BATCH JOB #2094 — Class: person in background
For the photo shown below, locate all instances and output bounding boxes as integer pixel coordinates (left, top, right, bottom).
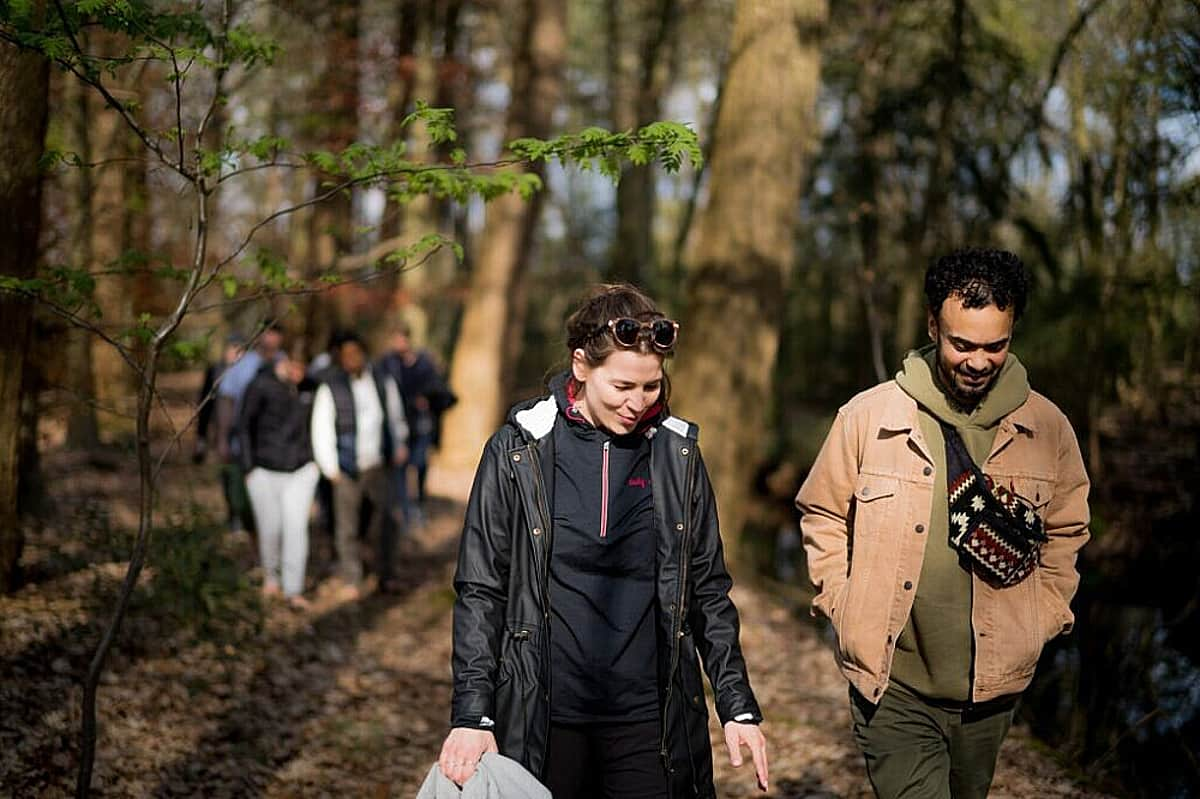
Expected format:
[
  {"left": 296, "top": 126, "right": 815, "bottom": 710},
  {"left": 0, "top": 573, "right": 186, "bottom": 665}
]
[
  {"left": 376, "top": 321, "right": 456, "bottom": 528},
  {"left": 795, "top": 249, "right": 1090, "bottom": 799},
  {"left": 306, "top": 332, "right": 340, "bottom": 549},
  {"left": 310, "top": 331, "right": 408, "bottom": 599},
  {"left": 195, "top": 332, "right": 244, "bottom": 464},
  {"left": 438, "top": 284, "right": 768, "bottom": 798},
  {"left": 236, "top": 354, "right": 319, "bottom": 610},
  {"left": 214, "top": 321, "right": 285, "bottom": 535}
]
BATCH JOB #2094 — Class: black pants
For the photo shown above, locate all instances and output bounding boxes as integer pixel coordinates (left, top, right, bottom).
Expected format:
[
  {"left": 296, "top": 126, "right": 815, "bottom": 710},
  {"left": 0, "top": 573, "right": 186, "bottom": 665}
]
[{"left": 543, "top": 720, "right": 668, "bottom": 799}]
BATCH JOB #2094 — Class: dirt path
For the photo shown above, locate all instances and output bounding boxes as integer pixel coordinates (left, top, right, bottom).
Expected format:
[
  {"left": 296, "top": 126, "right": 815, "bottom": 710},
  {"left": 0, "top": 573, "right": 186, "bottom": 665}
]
[{"left": 1, "top": 396, "right": 1110, "bottom": 797}]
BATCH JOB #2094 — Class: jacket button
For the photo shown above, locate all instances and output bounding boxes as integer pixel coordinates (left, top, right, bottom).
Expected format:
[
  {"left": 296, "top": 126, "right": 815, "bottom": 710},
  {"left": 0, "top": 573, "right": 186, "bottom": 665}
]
[
  {"left": 915, "top": 524, "right": 925, "bottom": 533},
  {"left": 532, "top": 527, "right": 541, "bottom": 536},
  {"left": 675, "top": 522, "right": 684, "bottom": 531},
  {"left": 923, "top": 466, "right": 932, "bottom": 476},
  {"left": 512, "top": 453, "right": 521, "bottom": 462},
  {"left": 680, "top": 447, "right": 689, "bottom": 456},
  {"left": 903, "top": 580, "right": 913, "bottom": 590},
  {"left": 692, "top": 694, "right": 701, "bottom": 705},
  {"left": 861, "top": 486, "right": 870, "bottom": 496},
  {"left": 668, "top": 603, "right": 676, "bottom": 612}
]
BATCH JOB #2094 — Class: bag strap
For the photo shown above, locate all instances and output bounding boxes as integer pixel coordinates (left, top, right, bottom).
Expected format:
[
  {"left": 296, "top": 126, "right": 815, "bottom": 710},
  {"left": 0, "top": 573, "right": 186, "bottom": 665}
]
[{"left": 939, "top": 421, "right": 979, "bottom": 482}]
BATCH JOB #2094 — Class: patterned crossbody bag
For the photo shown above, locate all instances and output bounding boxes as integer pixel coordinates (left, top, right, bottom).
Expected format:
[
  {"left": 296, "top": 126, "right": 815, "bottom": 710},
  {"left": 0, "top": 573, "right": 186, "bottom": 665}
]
[{"left": 941, "top": 422, "right": 1048, "bottom": 588}]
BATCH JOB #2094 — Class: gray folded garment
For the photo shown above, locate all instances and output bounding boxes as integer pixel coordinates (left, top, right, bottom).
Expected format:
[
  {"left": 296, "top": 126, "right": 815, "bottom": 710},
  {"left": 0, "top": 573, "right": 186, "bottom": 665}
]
[{"left": 416, "top": 753, "right": 551, "bottom": 799}]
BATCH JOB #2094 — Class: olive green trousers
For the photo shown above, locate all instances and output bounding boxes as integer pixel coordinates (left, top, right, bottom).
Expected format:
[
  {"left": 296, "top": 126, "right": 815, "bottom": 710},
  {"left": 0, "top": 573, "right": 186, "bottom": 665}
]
[{"left": 850, "top": 682, "right": 1016, "bottom": 799}]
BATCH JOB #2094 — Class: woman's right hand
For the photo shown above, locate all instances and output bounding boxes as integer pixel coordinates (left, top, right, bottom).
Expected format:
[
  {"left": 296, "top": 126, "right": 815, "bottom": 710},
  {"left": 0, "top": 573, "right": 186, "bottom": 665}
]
[{"left": 438, "top": 727, "right": 498, "bottom": 785}]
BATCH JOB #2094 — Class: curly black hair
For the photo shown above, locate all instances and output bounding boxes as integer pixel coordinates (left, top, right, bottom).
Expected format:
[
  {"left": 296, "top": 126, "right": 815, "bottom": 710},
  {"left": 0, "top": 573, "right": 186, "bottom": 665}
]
[{"left": 924, "top": 248, "right": 1029, "bottom": 321}]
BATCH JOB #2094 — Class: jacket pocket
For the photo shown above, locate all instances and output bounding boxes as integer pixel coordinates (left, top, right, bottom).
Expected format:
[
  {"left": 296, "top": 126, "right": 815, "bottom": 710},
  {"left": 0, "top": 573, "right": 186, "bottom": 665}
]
[
  {"left": 837, "top": 474, "right": 898, "bottom": 671},
  {"left": 982, "top": 575, "right": 1042, "bottom": 678},
  {"left": 1009, "top": 476, "right": 1053, "bottom": 520},
  {"left": 850, "top": 473, "right": 900, "bottom": 537},
  {"left": 494, "top": 626, "right": 537, "bottom": 752},
  {"left": 1033, "top": 571, "right": 1072, "bottom": 645}
]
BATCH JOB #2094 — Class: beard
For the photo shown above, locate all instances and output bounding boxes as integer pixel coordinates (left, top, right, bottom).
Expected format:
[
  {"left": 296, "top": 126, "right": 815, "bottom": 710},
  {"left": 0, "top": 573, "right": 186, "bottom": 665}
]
[{"left": 936, "top": 360, "right": 998, "bottom": 409}]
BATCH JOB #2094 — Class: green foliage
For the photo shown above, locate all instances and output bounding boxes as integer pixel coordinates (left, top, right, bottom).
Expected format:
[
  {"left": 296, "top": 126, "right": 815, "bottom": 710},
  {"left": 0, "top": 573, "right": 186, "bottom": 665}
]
[
  {"left": 383, "top": 233, "right": 463, "bottom": 266},
  {"left": 136, "top": 510, "right": 262, "bottom": 638},
  {"left": 162, "top": 331, "right": 210, "bottom": 369},
  {"left": 509, "top": 120, "right": 703, "bottom": 178},
  {"left": 2, "top": 0, "right": 702, "bottom": 347}
]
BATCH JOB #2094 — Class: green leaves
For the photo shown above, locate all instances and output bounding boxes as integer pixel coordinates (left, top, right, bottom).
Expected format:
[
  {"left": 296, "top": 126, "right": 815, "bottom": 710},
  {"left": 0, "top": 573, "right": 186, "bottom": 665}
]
[
  {"left": 401, "top": 101, "right": 458, "bottom": 144},
  {"left": 382, "top": 233, "right": 463, "bottom": 267},
  {"left": 508, "top": 121, "right": 702, "bottom": 178}
]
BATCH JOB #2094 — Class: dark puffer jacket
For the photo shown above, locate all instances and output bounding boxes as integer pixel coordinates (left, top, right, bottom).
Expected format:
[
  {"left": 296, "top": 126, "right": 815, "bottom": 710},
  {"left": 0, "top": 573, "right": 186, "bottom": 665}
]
[
  {"left": 236, "top": 363, "right": 314, "bottom": 473},
  {"left": 450, "top": 392, "right": 762, "bottom": 798}
]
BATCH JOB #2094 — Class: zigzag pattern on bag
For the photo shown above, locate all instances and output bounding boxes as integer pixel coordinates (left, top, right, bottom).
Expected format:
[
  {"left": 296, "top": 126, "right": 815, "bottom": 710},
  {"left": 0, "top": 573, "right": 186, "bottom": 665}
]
[{"left": 946, "top": 459, "right": 1047, "bottom": 588}]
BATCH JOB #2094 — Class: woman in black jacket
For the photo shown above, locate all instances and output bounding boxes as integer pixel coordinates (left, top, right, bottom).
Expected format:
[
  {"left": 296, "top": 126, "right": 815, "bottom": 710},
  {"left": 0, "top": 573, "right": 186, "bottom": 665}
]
[
  {"left": 236, "top": 355, "right": 319, "bottom": 609},
  {"left": 438, "top": 285, "right": 768, "bottom": 798}
]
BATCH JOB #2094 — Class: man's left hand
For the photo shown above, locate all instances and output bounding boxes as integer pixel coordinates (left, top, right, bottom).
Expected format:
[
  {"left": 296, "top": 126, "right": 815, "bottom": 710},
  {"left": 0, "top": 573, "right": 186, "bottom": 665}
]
[
  {"left": 723, "top": 720, "right": 768, "bottom": 792},
  {"left": 393, "top": 445, "right": 409, "bottom": 466}
]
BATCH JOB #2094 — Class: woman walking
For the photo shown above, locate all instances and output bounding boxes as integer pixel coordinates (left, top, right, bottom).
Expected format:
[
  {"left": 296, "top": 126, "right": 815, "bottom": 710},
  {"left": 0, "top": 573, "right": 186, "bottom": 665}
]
[
  {"left": 438, "top": 285, "right": 768, "bottom": 797},
  {"left": 237, "top": 354, "right": 320, "bottom": 610}
]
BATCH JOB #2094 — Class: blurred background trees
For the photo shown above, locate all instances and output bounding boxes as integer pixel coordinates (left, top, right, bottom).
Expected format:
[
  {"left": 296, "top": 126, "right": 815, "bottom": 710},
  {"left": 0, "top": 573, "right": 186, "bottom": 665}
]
[{"left": 2, "top": 0, "right": 1198, "bottom": 795}]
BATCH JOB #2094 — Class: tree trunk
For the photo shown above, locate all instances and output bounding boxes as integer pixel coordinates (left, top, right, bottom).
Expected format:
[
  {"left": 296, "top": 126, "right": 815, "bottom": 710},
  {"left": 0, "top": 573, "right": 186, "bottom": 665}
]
[
  {"left": 0, "top": 9, "right": 51, "bottom": 593},
  {"left": 437, "top": 0, "right": 566, "bottom": 474},
  {"left": 66, "top": 75, "right": 100, "bottom": 449},
  {"left": 303, "top": 0, "right": 361, "bottom": 344},
  {"left": 670, "top": 0, "right": 827, "bottom": 559},
  {"left": 608, "top": 0, "right": 680, "bottom": 287},
  {"left": 88, "top": 74, "right": 144, "bottom": 426},
  {"left": 895, "top": 0, "right": 965, "bottom": 361}
]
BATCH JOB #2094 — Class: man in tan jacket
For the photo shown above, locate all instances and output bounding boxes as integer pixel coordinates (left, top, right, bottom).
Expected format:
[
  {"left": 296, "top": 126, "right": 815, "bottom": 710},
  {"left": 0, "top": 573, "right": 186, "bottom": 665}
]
[{"left": 795, "top": 249, "right": 1090, "bottom": 799}]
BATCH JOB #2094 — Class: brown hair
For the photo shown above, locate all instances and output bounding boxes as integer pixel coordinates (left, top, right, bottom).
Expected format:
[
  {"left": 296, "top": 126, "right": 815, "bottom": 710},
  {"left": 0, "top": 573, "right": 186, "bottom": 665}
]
[{"left": 563, "top": 283, "right": 673, "bottom": 399}]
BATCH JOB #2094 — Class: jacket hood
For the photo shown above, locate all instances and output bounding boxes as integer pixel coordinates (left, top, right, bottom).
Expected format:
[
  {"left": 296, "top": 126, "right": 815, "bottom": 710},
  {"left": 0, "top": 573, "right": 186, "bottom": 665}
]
[{"left": 896, "top": 344, "right": 1029, "bottom": 429}]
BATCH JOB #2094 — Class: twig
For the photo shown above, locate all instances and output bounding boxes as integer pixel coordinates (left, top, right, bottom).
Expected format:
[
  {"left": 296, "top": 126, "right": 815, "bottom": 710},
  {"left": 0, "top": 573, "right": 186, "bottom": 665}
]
[{"left": 49, "top": 0, "right": 192, "bottom": 180}]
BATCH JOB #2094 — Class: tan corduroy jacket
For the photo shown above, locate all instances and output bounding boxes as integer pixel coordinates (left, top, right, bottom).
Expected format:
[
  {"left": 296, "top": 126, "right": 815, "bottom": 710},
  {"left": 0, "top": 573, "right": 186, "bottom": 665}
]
[{"left": 795, "top": 380, "right": 1090, "bottom": 704}]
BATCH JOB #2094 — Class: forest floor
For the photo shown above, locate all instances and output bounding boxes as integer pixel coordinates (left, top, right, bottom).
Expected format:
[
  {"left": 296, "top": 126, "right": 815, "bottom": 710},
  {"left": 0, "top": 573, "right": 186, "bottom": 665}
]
[{"left": 1, "top": 374, "right": 1115, "bottom": 798}]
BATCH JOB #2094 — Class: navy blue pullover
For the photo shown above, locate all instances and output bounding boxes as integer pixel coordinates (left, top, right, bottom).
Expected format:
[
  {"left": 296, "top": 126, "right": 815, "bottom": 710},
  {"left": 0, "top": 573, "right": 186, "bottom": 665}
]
[{"left": 547, "top": 374, "right": 662, "bottom": 723}]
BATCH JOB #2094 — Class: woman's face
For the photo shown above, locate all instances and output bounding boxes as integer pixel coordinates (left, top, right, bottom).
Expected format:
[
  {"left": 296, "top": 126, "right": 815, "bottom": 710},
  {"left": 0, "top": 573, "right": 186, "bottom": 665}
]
[{"left": 572, "top": 348, "right": 664, "bottom": 435}]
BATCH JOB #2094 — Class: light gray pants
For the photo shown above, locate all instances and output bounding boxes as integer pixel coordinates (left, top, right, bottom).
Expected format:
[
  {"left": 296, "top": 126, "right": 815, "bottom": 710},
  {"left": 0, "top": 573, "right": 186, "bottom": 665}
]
[{"left": 245, "top": 462, "right": 319, "bottom": 597}]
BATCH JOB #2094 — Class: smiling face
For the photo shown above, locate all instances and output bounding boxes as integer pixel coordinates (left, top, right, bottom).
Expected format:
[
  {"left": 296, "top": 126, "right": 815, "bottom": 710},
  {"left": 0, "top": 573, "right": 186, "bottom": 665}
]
[
  {"left": 571, "top": 348, "right": 664, "bottom": 435},
  {"left": 928, "top": 294, "right": 1015, "bottom": 409}
]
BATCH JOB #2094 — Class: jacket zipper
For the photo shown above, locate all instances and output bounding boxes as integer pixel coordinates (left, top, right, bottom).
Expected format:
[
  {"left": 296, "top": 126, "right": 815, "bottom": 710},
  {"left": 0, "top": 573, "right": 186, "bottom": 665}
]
[
  {"left": 525, "top": 443, "right": 555, "bottom": 768},
  {"left": 599, "top": 440, "right": 610, "bottom": 538},
  {"left": 661, "top": 442, "right": 697, "bottom": 768}
]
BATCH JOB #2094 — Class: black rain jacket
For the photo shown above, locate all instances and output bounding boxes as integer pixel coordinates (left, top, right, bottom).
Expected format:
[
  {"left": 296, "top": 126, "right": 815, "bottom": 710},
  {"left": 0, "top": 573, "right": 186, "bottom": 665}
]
[
  {"left": 236, "top": 363, "right": 314, "bottom": 473},
  {"left": 450, "top": 392, "right": 762, "bottom": 798}
]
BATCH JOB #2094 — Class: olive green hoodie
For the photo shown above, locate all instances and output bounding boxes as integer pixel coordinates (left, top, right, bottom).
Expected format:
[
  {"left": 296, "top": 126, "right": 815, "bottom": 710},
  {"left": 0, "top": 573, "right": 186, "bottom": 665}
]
[{"left": 890, "top": 345, "right": 1030, "bottom": 702}]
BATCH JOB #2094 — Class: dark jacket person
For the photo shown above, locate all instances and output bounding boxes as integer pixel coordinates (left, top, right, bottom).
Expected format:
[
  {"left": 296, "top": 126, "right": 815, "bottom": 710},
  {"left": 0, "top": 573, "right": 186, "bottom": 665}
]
[{"left": 438, "top": 285, "right": 768, "bottom": 799}]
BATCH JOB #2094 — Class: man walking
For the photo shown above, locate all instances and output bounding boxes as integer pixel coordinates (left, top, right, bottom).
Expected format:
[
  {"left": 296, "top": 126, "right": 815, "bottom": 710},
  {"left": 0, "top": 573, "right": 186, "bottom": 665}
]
[
  {"left": 795, "top": 249, "right": 1090, "bottom": 798},
  {"left": 376, "top": 321, "right": 455, "bottom": 528},
  {"left": 311, "top": 331, "right": 408, "bottom": 598}
]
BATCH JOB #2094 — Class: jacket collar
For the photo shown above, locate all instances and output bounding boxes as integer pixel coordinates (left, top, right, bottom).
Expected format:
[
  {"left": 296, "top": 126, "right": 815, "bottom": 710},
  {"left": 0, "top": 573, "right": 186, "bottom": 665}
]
[
  {"left": 875, "top": 382, "right": 1038, "bottom": 467},
  {"left": 878, "top": 382, "right": 1038, "bottom": 433},
  {"left": 879, "top": 391, "right": 919, "bottom": 434}
]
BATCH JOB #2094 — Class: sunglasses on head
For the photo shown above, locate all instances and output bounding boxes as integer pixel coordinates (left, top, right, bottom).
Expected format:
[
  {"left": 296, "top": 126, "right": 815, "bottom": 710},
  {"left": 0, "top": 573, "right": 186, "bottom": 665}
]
[{"left": 595, "top": 317, "right": 680, "bottom": 351}]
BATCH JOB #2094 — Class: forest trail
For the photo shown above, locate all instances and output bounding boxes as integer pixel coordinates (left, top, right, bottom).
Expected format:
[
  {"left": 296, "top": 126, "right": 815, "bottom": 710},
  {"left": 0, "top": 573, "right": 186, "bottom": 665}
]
[{"left": 0, "top": 376, "right": 1112, "bottom": 798}]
